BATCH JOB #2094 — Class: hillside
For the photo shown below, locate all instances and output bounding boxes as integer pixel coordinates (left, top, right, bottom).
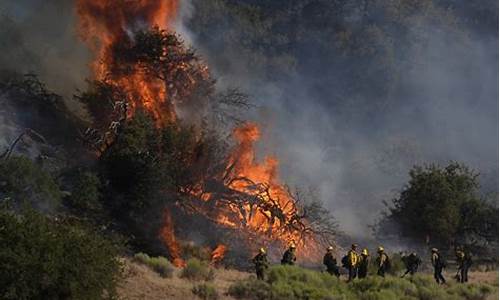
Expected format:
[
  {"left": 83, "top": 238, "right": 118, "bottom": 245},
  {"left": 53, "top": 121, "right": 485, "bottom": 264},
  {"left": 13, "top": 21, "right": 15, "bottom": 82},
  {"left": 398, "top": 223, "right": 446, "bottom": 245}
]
[
  {"left": 118, "top": 257, "right": 498, "bottom": 300},
  {"left": 118, "top": 257, "right": 249, "bottom": 300}
]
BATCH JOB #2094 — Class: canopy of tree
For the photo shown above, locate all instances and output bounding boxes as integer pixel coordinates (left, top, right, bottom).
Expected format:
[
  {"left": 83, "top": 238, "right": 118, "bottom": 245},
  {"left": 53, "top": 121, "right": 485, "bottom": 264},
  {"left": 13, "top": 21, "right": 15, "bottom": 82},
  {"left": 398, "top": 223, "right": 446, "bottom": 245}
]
[{"left": 376, "top": 163, "right": 498, "bottom": 250}]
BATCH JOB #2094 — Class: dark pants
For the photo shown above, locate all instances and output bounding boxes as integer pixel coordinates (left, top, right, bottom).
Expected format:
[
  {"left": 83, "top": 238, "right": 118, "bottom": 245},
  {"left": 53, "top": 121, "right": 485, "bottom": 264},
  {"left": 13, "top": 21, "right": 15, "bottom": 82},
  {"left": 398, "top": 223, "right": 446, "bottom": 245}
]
[
  {"left": 358, "top": 266, "right": 368, "bottom": 278},
  {"left": 377, "top": 267, "right": 386, "bottom": 277},
  {"left": 402, "top": 266, "right": 417, "bottom": 277},
  {"left": 256, "top": 268, "right": 265, "bottom": 280},
  {"left": 459, "top": 267, "right": 469, "bottom": 283},
  {"left": 434, "top": 267, "right": 446, "bottom": 284},
  {"left": 348, "top": 267, "right": 357, "bottom": 282},
  {"left": 327, "top": 267, "right": 340, "bottom": 278}
]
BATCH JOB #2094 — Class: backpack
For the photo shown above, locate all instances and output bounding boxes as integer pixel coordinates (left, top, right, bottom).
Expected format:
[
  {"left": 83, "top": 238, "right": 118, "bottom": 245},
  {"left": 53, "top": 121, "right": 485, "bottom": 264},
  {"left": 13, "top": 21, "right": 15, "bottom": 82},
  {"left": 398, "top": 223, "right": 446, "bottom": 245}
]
[
  {"left": 437, "top": 254, "right": 446, "bottom": 268},
  {"left": 341, "top": 255, "right": 349, "bottom": 268},
  {"left": 384, "top": 254, "right": 391, "bottom": 270}
]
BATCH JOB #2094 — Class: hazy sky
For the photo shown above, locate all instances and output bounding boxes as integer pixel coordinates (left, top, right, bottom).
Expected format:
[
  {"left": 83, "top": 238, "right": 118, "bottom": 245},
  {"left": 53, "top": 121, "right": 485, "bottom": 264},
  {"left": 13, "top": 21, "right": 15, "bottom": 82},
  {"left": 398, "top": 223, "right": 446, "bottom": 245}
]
[{"left": 1, "top": 0, "right": 497, "bottom": 238}]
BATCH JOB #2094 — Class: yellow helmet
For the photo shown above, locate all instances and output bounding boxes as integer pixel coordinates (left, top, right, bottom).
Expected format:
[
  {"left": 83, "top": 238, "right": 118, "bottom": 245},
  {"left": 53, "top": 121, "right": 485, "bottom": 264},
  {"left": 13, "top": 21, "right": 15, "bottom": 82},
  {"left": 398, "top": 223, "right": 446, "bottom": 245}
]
[
  {"left": 377, "top": 246, "right": 384, "bottom": 253},
  {"left": 259, "top": 247, "right": 266, "bottom": 254},
  {"left": 290, "top": 243, "right": 296, "bottom": 249},
  {"left": 362, "top": 248, "right": 369, "bottom": 256}
]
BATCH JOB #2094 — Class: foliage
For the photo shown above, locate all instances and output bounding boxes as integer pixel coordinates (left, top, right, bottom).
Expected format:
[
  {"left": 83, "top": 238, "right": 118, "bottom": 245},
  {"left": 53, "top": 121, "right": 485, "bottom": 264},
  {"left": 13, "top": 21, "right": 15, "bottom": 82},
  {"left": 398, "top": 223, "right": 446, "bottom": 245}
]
[
  {"left": 192, "top": 283, "right": 219, "bottom": 300},
  {"left": 133, "top": 252, "right": 174, "bottom": 278},
  {"left": 0, "top": 155, "right": 61, "bottom": 210},
  {"left": 0, "top": 207, "right": 122, "bottom": 300},
  {"left": 0, "top": 73, "right": 82, "bottom": 148},
  {"left": 376, "top": 163, "right": 498, "bottom": 248},
  {"left": 228, "top": 265, "right": 495, "bottom": 300},
  {"left": 181, "top": 258, "right": 215, "bottom": 281},
  {"left": 98, "top": 110, "right": 226, "bottom": 251},
  {"left": 65, "top": 170, "right": 103, "bottom": 218}
]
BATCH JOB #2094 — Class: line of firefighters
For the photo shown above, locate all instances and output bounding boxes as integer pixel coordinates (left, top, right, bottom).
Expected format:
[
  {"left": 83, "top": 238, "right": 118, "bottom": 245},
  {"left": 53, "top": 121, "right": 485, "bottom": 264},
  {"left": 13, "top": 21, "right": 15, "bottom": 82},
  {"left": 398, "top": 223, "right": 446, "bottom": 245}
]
[{"left": 252, "top": 243, "right": 473, "bottom": 284}]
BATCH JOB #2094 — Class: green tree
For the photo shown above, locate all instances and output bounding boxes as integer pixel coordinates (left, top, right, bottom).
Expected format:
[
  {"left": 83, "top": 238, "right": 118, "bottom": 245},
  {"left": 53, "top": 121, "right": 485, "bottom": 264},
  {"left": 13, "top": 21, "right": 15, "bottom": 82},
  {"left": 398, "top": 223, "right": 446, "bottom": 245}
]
[
  {"left": 0, "top": 156, "right": 61, "bottom": 210},
  {"left": 65, "top": 170, "right": 103, "bottom": 219},
  {"left": 377, "top": 162, "right": 498, "bottom": 248},
  {"left": 0, "top": 207, "right": 122, "bottom": 300}
]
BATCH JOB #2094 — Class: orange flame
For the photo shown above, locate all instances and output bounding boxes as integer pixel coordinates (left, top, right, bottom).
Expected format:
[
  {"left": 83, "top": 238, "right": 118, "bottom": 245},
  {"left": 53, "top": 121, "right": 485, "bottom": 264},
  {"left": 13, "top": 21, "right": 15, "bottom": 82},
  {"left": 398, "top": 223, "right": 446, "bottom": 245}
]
[
  {"left": 76, "top": 1, "right": 323, "bottom": 264},
  {"left": 210, "top": 244, "right": 227, "bottom": 265},
  {"left": 158, "top": 210, "right": 185, "bottom": 267},
  {"left": 76, "top": 0, "right": 179, "bottom": 124},
  {"left": 215, "top": 123, "right": 318, "bottom": 258}
]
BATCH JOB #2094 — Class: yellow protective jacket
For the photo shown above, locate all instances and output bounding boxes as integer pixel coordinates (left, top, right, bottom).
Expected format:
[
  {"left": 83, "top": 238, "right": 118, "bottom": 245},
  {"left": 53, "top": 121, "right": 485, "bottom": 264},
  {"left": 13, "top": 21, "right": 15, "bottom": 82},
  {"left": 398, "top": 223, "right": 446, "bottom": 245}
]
[{"left": 348, "top": 250, "right": 358, "bottom": 267}]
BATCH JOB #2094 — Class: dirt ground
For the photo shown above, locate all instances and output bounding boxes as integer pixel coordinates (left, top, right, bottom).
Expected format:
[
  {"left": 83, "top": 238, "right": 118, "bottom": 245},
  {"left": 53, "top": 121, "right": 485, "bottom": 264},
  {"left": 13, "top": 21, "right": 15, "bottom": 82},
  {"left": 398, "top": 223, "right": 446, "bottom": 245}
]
[
  {"left": 117, "top": 258, "right": 250, "bottom": 300},
  {"left": 117, "top": 258, "right": 499, "bottom": 300}
]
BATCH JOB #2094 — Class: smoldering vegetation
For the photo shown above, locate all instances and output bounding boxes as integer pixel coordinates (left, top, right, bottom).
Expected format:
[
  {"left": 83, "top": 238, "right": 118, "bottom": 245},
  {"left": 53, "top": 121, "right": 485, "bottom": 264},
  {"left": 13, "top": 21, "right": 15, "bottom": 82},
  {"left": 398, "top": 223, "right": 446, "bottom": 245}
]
[
  {"left": 184, "top": 0, "right": 499, "bottom": 237},
  {"left": 1, "top": 0, "right": 498, "bottom": 239},
  {"left": 0, "top": 0, "right": 497, "bottom": 270}
]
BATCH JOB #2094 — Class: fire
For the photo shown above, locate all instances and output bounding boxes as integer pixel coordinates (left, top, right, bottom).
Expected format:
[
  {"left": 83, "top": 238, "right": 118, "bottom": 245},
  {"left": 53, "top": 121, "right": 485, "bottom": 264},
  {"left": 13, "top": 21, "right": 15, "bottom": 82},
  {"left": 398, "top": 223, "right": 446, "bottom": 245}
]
[
  {"left": 212, "top": 122, "right": 319, "bottom": 257},
  {"left": 158, "top": 210, "right": 185, "bottom": 267},
  {"left": 76, "top": 0, "right": 180, "bottom": 125},
  {"left": 76, "top": 0, "right": 326, "bottom": 265},
  {"left": 210, "top": 244, "right": 227, "bottom": 265}
]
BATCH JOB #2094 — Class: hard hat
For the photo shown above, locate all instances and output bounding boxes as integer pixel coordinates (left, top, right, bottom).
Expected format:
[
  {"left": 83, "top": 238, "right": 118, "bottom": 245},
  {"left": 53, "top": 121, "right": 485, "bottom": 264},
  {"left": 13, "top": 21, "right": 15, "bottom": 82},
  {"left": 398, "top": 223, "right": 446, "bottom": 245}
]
[
  {"left": 327, "top": 246, "right": 334, "bottom": 251},
  {"left": 259, "top": 247, "right": 266, "bottom": 254},
  {"left": 351, "top": 243, "right": 358, "bottom": 249},
  {"left": 362, "top": 249, "right": 369, "bottom": 256},
  {"left": 431, "top": 248, "right": 438, "bottom": 253},
  {"left": 290, "top": 243, "right": 296, "bottom": 249},
  {"left": 377, "top": 246, "right": 384, "bottom": 252}
]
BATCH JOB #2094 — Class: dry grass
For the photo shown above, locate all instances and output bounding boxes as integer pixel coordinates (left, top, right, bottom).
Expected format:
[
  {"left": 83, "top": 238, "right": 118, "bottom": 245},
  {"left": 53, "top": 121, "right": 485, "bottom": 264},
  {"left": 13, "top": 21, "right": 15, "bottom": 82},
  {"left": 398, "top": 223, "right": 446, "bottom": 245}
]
[
  {"left": 117, "top": 257, "right": 249, "bottom": 300},
  {"left": 117, "top": 257, "right": 498, "bottom": 300}
]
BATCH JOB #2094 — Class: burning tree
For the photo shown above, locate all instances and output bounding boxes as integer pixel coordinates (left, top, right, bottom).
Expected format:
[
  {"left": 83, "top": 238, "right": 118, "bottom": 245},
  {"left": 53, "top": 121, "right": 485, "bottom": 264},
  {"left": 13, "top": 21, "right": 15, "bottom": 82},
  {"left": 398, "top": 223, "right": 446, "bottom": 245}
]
[{"left": 76, "top": 0, "right": 337, "bottom": 266}]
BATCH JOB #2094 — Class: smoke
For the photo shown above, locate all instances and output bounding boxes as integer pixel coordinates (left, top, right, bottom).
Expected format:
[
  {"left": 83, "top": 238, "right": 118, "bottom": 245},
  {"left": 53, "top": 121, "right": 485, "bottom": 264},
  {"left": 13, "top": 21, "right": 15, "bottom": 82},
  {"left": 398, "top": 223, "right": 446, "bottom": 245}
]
[
  {"left": 1, "top": 1, "right": 497, "bottom": 241},
  {"left": 181, "top": 1, "right": 498, "bottom": 239},
  {"left": 0, "top": 0, "right": 91, "bottom": 109}
]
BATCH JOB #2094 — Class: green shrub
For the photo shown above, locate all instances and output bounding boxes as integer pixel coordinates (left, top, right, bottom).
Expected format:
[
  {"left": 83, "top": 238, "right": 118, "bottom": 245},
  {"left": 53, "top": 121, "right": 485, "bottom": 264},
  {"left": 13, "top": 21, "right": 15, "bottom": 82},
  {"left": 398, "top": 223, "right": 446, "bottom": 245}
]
[
  {"left": 192, "top": 283, "right": 218, "bottom": 300},
  {"left": 228, "top": 278, "right": 272, "bottom": 300},
  {"left": 0, "top": 156, "right": 61, "bottom": 209},
  {"left": 448, "top": 283, "right": 495, "bottom": 300},
  {"left": 182, "top": 243, "right": 212, "bottom": 261},
  {"left": 181, "top": 258, "right": 215, "bottom": 281},
  {"left": 228, "top": 265, "right": 496, "bottom": 300},
  {"left": 133, "top": 252, "right": 174, "bottom": 278},
  {"left": 66, "top": 171, "right": 103, "bottom": 218},
  {"left": 0, "top": 207, "right": 122, "bottom": 299}
]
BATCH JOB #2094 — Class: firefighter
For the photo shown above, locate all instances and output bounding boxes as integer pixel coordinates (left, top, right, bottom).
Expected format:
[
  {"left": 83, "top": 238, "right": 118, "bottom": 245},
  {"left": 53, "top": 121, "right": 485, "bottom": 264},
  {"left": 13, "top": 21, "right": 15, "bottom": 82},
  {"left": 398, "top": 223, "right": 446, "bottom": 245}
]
[
  {"left": 401, "top": 252, "right": 421, "bottom": 277},
  {"left": 357, "top": 248, "right": 370, "bottom": 278},
  {"left": 455, "top": 247, "right": 472, "bottom": 283},
  {"left": 431, "top": 248, "right": 446, "bottom": 284},
  {"left": 375, "top": 246, "right": 390, "bottom": 277},
  {"left": 252, "top": 247, "right": 269, "bottom": 280},
  {"left": 344, "top": 244, "right": 359, "bottom": 282},
  {"left": 323, "top": 246, "right": 340, "bottom": 277},
  {"left": 281, "top": 244, "right": 297, "bottom": 265}
]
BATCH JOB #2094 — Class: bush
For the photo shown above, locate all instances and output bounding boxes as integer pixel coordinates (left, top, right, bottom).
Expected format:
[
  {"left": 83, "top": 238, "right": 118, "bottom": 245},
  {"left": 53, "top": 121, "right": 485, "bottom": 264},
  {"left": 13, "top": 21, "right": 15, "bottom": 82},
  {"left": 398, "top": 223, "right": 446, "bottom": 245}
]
[
  {"left": 0, "top": 156, "right": 61, "bottom": 210},
  {"left": 0, "top": 207, "right": 121, "bottom": 299},
  {"left": 192, "top": 283, "right": 218, "bottom": 300},
  {"left": 65, "top": 170, "right": 103, "bottom": 218},
  {"left": 228, "top": 278, "right": 272, "bottom": 300},
  {"left": 228, "top": 265, "right": 496, "bottom": 300},
  {"left": 181, "top": 258, "right": 215, "bottom": 281},
  {"left": 133, "top": 252, "right": 174, "bottom": 278}
]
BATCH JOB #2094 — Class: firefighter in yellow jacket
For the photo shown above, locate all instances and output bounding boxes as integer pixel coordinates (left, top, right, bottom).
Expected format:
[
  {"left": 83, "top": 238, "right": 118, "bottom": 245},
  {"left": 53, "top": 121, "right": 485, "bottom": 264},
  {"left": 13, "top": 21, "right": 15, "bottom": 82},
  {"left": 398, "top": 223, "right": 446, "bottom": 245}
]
[{"left": 346, "top": 244, "right": 359, "bottom": 282}]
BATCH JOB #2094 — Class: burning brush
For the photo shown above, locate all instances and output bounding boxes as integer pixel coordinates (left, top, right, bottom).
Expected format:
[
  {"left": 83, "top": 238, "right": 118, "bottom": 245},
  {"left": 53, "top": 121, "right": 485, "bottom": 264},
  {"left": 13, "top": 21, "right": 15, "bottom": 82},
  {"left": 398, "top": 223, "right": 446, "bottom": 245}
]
[{"left": 76, "top": 0, "right": 336, "bottom": 266}]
